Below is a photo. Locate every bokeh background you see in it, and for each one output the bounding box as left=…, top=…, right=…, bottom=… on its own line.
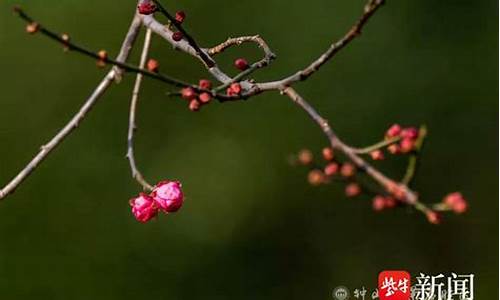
left=0, top=0, right=497, bottom=299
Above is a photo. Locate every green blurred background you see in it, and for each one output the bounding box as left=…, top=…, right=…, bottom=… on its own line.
left=0, top=0, right=497, bottom=299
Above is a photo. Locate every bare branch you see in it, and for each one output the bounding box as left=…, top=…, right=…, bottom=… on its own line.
left=139, top=14, right=256, bottom=91
left=14, top=8, right=193, bottom=89
left=139, top=14, right=232, bottom=84
left=126, top=29, right=155, bottom=191
left=151, top=0, right=214, bottom=68
left=209, top=36, right=277, bottom=93
left=351, top=136, right=401, bottom=154
left=258, top=0, right=385, bottom=90
left=0, top=14, right=142, bottom=200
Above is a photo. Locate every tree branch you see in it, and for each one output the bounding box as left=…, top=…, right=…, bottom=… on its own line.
left=0, top=14, right=142, bottom=200
left=209, top=35, right=277, bottom=93
left=281, top=86, right=431, bottom=215
left=151, top=0, right=215, bottom=68
left=14, top=7, right=193, bottom=89
left=258, top=0, right=385, bottom=90
left=126, top=29, right=155, bottom=191
left=351, top=136, right=401, bottom=154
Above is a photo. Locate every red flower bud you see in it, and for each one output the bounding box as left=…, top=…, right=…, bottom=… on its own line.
left=372, top=196, right=386, bottom=211
left=189, top=99, right=200, bottom=111
left=26, top=22, right=39, bottom=34
left=172, top=31, right=183, bottom=42
left=130, top=193, right=158, bottom=223
left=298, top=149, right=313, bottom=165
left=199, top=79, right=212, bottom=90
left=384, top=197, right=397, bottom=208
left=400, top=138, right=415, bottom=153
left=96, top=50, right=108, bottom=68
left=181, top=87, right=197, bottom=100
left=345, top=183, right=361, bottom=197
left=426, top=211, right=441, bottom=225
left=230, top=82, right=242, bottom=94
left=234, top=58, right=249, bottom=71
left=324, top=162, right=339, bottom=176
left=308, top=170, right=324, bottom=186
left=322, top=147, right=334, bottom=161
left=443, top=192, right=468, bottom=214
left=386, top=124, right=402, bottom=138
left=138, top=1, right=157, bottom=15
left=137, top=0, right=156, bottom=15
left=370, top=149, right=385, bottom=161
left=401, top=127, right=419, bottom=140
left=387, top=144, right=401, bottom=155
left=146, top=59, right=159, bottom=73
left=340, top=162, right=356, bottom=177
left=175, top=11, right=186, bottom=24
left=198, top=92, right=212, bottom=104
left=386, top=182, right=406, bottom=201
left=226, top=82, right=242, bottom=96
left=151, top=181, right=184, bottom=213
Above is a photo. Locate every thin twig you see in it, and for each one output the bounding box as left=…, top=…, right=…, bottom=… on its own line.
left=402, top=125, right=428, bottom=186
left=0, top=15, right=142, bottom=200
left=258, top=0, right=385, bottom=90
left=126, top=29, right=155, bottom=191
left=351, top=136, right=401, bottom=154
left=210, top=36, right=277, bottom=93
left=15, top=8, right=245, bottom=102
left=152, top=0, right=215, bottom=68
left=14, top=7, right=192, bottom=89
left=139, top=13, right=252, bottom=89
left=432, top=203, right=451, bottom=212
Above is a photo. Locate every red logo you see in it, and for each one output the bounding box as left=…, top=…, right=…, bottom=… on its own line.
left=378, top=271, right=411, bottom=300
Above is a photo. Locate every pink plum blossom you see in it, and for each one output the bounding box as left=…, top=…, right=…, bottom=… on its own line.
left=130, top=193, right=158, bottom=223
left=151, top=181, right=184, bottom=213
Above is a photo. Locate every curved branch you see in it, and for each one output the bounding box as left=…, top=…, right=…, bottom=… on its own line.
left=0, top=14, right=142, bottom=200
left=126, top=29, right=155, bottom=191
left=258, top=0, right=385, bottom=90
left=210, top=35, right=277, bottom=92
